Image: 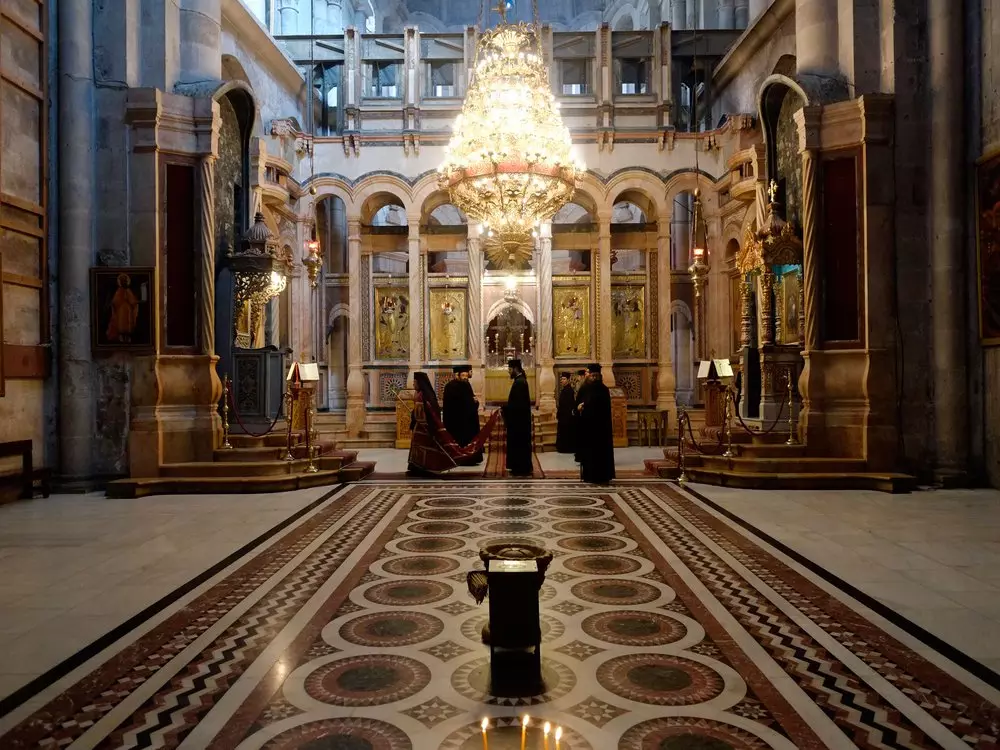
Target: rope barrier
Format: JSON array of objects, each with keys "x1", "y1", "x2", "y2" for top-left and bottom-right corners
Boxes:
[
  {"x1": 730, "y1": 383, "x2": 788, "y2": 436},
  {"x1": 226, "y1": 383, "x2": 285, "y2": 439}
]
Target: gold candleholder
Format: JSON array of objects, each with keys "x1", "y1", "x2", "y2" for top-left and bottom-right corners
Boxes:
[
  {"x1": 221, "y1": 375, "x2": 232, "y2": 449},
  {"x1": 306, "y1": 444, "x2": 319, "y2": 473},
  {"x1": 677, "y1": 407, "x2": 688, "y2": 484},
  {"x1": 284, "y1": 388, "x2": 295, "y2": 461},
  {"x1": 723, "y1": 388, "x2": 735, "y2": 458},
  {"x1": 786, "y1": 365, "x2": 799, "y2": 446}
]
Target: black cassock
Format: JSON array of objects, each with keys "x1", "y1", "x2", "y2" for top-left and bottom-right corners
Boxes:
[
  {"x1": 503, "y1": 373, "x2": 533, "y2": 476},
  {"x1": 580, "y1": 380, "x2": 616, "y2": 484},
  {"x1": 443, "y1": 378, "x2": 480, "y2": 448},
  {"x1": 573, "y1": 380, "x2": 591, "y2": 462},
  {"x1": 556, "y1": 384, "x2": 576, "y2": 453}
]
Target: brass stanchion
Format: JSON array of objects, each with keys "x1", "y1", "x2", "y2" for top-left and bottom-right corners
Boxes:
[
  {"x1": 306, "y1": 444, "x2": 319, "y2": 473},
  {"x1": 284, "y1": 387, "x2": 295, "y2": 462},
  {"x1": 786, "y1": 366, "x2": 799, "y2": 446},
  {"x1": 722, "y1": 388, "x2": 735, "y2": 458},
  {"x1": 677, "y1": 407, "x2": 688, "y2": 484},
  {"x1": 305, "y1": 393, "x2": 317, "y2": 472},
  {"x1": 221, "y1": 375, "x2": 233, "y2": 449}
]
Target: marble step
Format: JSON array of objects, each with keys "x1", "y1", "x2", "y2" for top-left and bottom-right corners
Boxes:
[
  {"x1": 655, "y1": 464, "x2": 915, "y2": 493},
  {"x1": 699, "y1": 455, "x2": 868, "y2": 474}
]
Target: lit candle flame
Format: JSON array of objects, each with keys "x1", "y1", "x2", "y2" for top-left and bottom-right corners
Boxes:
[
  {"x1": 481, "y1": 718, "x2": 489, "y2": 731},
  {"x1": 555, "y1": 726, "x2": 563, "y2": 748},
  {"x1": 543, "y1": 722, "x2": 551, "y2": 735}
]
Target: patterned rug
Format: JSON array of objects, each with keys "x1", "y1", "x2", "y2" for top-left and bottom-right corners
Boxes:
[
  {"x1": 482, "y1": 441, "x2": 546, "y2": 478},
  {"x1": 1, "y1": 481, "x2": 998, "y2": 750}
]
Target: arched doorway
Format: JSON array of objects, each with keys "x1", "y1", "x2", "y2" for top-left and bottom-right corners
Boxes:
[{"x1": 671, "y1": 300, "x2": 695, "y2": 405}]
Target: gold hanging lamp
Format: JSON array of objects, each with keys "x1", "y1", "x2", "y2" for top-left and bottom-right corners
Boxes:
[{"x1": 438, "y1": 0, "x2": 582, "y2": 270}]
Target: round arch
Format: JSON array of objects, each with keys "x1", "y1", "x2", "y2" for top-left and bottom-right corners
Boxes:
[
  {"x1": 486, "y1": 297, "x2": 535, "y2": 326},
  {"x1": 606, "y1": 172, "x2": 667, "y2": 220},
  {"x1": 670, "y1": 298, "x2": 693, "y2": 324},
  {"x1": 359, "y1": 190, "x2": 411, "y2": 226},
  {"x1": 611, "y1": 188, "x2": 658, "y2": 223},
  {"x1": 663, "y1": 171, "x2": 718, "y2": 216}
]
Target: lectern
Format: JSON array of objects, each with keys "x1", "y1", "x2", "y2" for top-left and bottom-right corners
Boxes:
[{"x1": 697, "y1": 358, "x2": 734, "y2": 433}]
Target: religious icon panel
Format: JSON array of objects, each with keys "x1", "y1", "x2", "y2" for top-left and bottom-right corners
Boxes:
[
  {"x1": 90, "y1": 267, "x2": 155, "y2": 354},
  {"x1": 429, "y1": 287, "x2": 467, "y2": 360},
  {"x1": 374, "y1": 287, "x2": 410, "y2": 360},
  {"x1": 612, "y1": 284, "x2": 646, "y2": 358},
  {"x1": 779, "y1": 269, "x2": 801, "y2": 345},
  {"x1": 552, "y1": 285, "x2": 590, "y2": 358}
]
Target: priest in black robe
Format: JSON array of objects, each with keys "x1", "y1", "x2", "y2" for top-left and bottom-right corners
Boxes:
[
  {"x1": 502, "y1": 358, "x2": 533, "y2": 476},
  {"x1": 556, "y1": 372, "x2": 576, "y2": 453},
  {"x1": 578, "y1": 363, "x2": 616, "y2": 484},
  {"x1": 443, "y1": 365, "x2": 482, "y2": 462},
  {"x1": 573, "y1": 369, "x2": 589, "y2": 463}
]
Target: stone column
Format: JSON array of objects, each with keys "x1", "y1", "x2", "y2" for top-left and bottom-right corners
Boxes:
[
  {"x1": 656, "y1": 218, "x2": 676, "y2": 415},
  {"x1": 671, "y1": 0, "x2": 687, "y2": 29},
  {"x1": 178, "y1": 0, "x2": 222, "y2": 86},
  {"x1": 59, "y1": 0, "x2": 96, "y2": 480},
  {"x1": 198, "y1": 156, "x2": 216, "y2": 355},
  {"x1": 536, "y1": 222, "x2": 556, "y2": 413},
  {"x1": 278, "y1": 0, "x2": 300, "y2": 34},
  {"x1": 734, "y1": 0, "x2": 749, "y2": 26},
  {"x1": 929, "y1": 0, "x2": 968, "y2": 479},
  {"x1": 796, "y1": 0, "x2": 840, "y2": 94},
  {"x1": 597, "y1": 215, "x2": 616, "y2": 386},
  {"x1": 686, "y1": 0, "x2": 698, "y2": 29},
  {"x1": 312, "y1": 0, "x2": 326, "y2": 33},
  {"x1": 796, "y1": 108, "x2": 823, "y2": 446},
  {"x1": 467, "y1": 227, "x2": 485, "y2": 406},
  {"x1": 327, "y1": 0, "x2": 344, "y2": 33},
  {"x1": 718, "y1": 0, "x2": 735, "y2": 28},
  {"x1": 346, "y1": 218, "x2": 365, "y2": 435},
  {"x1": 408, "y1": 219, "x2": 423, "y2": 384}
]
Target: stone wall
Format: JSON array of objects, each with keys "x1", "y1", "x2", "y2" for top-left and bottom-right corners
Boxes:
[
  {"x1": 980, "y1": 0, "x2": 1000, "y2": 486},
  {"x1": 712, "y1": 11, "x2": 796, "y2": 119}
]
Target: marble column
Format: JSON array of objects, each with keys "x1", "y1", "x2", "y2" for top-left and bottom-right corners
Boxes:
[
  {"x1": 346, "y1": 219, "x2": 365, "y2": 435},
  {"x1": 178, "y1": 0, "x2": 222, "y2": 85},
  {"x1": 278, "y1": 0, "x2": 300, "y2": 34},
  {"x1": 796, "y1": 113, "x2": 823, "y2": 446},
  {"x1": 327, "y1": 0, "x2": 344, "y2": 32},
  {"x1": 59, "y1": 0, "x2": 96, "y2": 480},
  {"x1": 407, "y1": 220, "x2": 423, "y2": 384},
  {"x1": 718, "y1": 0, "x2": 735, "y2": 28},
  {"x1": 656, "y1": 218, "x2": 677, "y2": 415},
  {"x1": 929, "y1": 0, "x2": 968, "y2": 479},
  {"x1": 198, "y1": 156, "x2": 216, "y2": 355},
  {"x1": 467, "y1": 227, "x2": 485, "y2": 406},
  {"x1": 536, "y1": 222, "x2": 556, "y2": 413},
  {"x1": 686, "y1": 0, "x2": 698, "y2": 29},
  {"x1": 795, "y1": 0, "x2": 840, "y2": 94},
  {"x1": 671, "y1": 0, "x2": 686, "y2": 29},
  {"x1": 597, "y1": 216, "x2": 616, "y2": 387}
]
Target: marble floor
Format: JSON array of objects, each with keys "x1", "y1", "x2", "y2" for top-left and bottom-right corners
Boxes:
[
  {"x1": 0, "y1": 480, "x2": 998, "y2": 749},
  {"x1": 358, "y1": 447, "x2": 665, "y2": 476}
]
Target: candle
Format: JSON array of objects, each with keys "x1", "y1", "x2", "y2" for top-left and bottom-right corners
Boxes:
[
  {"x1": 555, "y1": 726, "x2": 562, "y2": 750},
  {"x1": 543, "y1": 721, "x2": 551, "y2": 750},
  {"x1": 520, "y1": 715, "x2": 529, "y2": 750},
  {"x1": 481, "y1": 718, "x2": 489, "y2": 750}
]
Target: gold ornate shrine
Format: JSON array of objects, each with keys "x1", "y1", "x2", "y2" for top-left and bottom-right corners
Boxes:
[
  {"x1": 375, "y1": 288, "x2": 410, "y2": 360},
  {"x1": 429, "y1": 288, "x2": 467, "y2": 360},
  {"x1": 612, "y1": 285, "x2": 646, "y2": 358},
  {"x1": 553, "y1": 286, "x2": 590, "y2": 358}
]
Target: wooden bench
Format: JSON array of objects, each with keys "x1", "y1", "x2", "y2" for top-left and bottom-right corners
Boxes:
[{"x1": 0, "y1": 440, "x2": 49, "y2": 499}]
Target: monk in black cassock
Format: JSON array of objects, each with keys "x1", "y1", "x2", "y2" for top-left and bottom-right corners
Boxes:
[
  {"x1": 578, "y1": 363, "x2": 616, "y2": 484},
  {"x1": 502, "y1": 358, "x2": 533, "y2": 476},
  {"x1": 573, "y1": 369, "x2": 589, "y2": 463},
  {"x1": 443, "y1": 364, "x2": 483, "y2": 463},
  {"x1": 556, "y1": 372, "x2": 576, "y2": 453}
]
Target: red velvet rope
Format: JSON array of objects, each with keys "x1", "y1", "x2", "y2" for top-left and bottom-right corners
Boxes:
[{"x1": 225, "y1": 380, "x2": 285, "y2": 439}]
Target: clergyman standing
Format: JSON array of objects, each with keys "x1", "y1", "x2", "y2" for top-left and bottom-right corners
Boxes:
[
  {"x1": 443, "y1": 364, "x2": 482, "y2": 463},
  {"x1": 556, "y1": 371, "x2": 576, "y2": 453},
  {"x1": 578, "y1": 363, "x2": 616, "y2": 484},
  {"x1": 502, "y1": 358, "x2": 533, "y2": 476}
]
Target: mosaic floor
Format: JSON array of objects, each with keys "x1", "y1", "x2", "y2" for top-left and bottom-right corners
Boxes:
[{"x1": 1, "y1": 480, "x2": 999, "y2": 749}]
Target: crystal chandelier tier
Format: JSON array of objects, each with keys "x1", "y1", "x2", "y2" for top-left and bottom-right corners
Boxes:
[{"x1": 438, "y1": 4, "x2": 582, "y2": 269}]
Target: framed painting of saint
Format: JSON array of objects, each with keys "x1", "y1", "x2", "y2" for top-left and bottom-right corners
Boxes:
[
  {"x1": 780, "y1": 269, "x2": 801, "y2": 345},
  {"x1": 90, "y1": 267, "x2": 155, "y2": 353},
  {"x1": 976, "y1": 147, "x2": 1000, "y2": 345}
]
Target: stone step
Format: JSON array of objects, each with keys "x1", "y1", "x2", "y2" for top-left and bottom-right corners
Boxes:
[
  {"x1": 339, "y1": 461, "x2": 377, "y2": 482},
  {"x1": 736, "y1": 443, "x2": 810, "y2": 459},
  {"x1": 699, "y1": 455, "x2": 869, "y2": 474},
  {"x1": 160, "y1": 460, "x2": 311, "y2": 478},
  {"x1": 657, "y1": 465, "x2": 915, "y2": 493}
]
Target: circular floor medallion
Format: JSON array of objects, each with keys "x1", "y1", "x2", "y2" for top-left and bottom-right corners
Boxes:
[
  {"x1": 339, "y1": 611, "x2": 444, "y2": 647},
  {"x1": 408, "y1": 521, "x2": 470, "y2": 535},
  {"x1": 363, "y1": 579, "x2": 453, "y2": 607},
  {"x1": 451, "y1": 656, "x2": 576, "y2": 706},
  {"x1": 460, "y1": 612, "x2": 565, "y2": 644},
  {"x1": 481, "y1": 520, "x2": 543, "y2": 535},
  {"x1": 424, "y1": 497, "x2": 477, "y2": 508},
  {"x1": 262, "y1": 717, "x2": 411, "y2": 750},
  {"x1": 382, "y1": 555, "x2": 461, "y2": 577},
  {"x1": 617, "y1": 717, "x2": 771, "y2": 750},
  {"x1": 552, "y1": 520, "x2": 617, "y2": 535},
  {"x1": 581, "y1": 610, "x2": 686, "y2": 647},
  {"x1": 480, "y1": 536, "x2": 539, "y2": 550},
  {"x1": 597, "y1": 653, "x2": 724, "y2": 706},
  {"x1": 485, "y1": 496, "x2": 533, "y2": 507},
  {"x1": 482, "y1": 507, "x2": 538, "y2": 520},
  {"x1": 545, "y1": 496, "x2": 600, "y2": 507},
  {"x1": 439, "y1": 719, "x2": 593, "y2": 750},
  {"x1": 548, "y1": 507, "x2": 607, "y2": 519},
  {"x1": 413, "y1": 508, "x2": 475, "y2": 521},
  {"x1": 396, "y1": 536, "x2": 464, "y2": 554},
  {"x1": 304, "y1": 654, "x2": 431, "y2": 707},
  {"x1": 570, "y1": 579, "x2": 662, "y2": 606},
  {"x1": 563, "y1": 554, "x2": 643, "y2": 576},
  {"x1": 558, "y1": 535, "x2": 628, "y2": 552}
]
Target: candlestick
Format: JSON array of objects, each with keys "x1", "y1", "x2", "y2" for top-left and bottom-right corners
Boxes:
[
  {"x1": 555, "y1": 726, "x2": 562, "y2": 749},
  {"x1": 543, "y1": 721, "x2": 551, "y2": 750},
  {"x1": 520, "y1": 715, "x2": 529, "y2": 750},
  {"x1": 481, "y1": 718, "x2": 489, "y2": 750}
]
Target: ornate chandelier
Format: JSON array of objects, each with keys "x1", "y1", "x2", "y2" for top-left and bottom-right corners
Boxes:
[{"x1": 438, "y1": 3, "x2": 582, "y2": 270}]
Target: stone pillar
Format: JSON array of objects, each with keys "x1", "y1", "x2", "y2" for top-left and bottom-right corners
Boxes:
[
  {"x1": 346, "y1": 218, "x2": 365, "y2": 435},
  {"x1": 734, "y1": 0, "x2": 749, "y2": 26},
  {"x1": 278, "y1": 0, "x2": 300, "y2": 34},
  {"x1": 748, "y1": 0, "x2": 768, "y2": 21},
  {"x1": 467, "y1": 227, "x2": 485, "y2": 406},
  {"x1": 536, "y1": 222, "x2": 556, "y2": 413},
  {"x1": 796, "y1": 109, "x2": 823, "y2": 447},
  {"x1": 795, "y1": 0, "x2": 840, "y2": 93},
  {"x1": 198, "y1": 156, "x2": 216, "y2": 355},
  {"x1": 718, "y1": 0, "x2": 735, "y2": 28},
  {"x1": 929, "y1": 0, "x2": 968, "y2": 479},
  {"x1": 327, "y1": 0, "x2": 344, "y2": 33},
  {"x1": 408, "y1": 219, "x2": 423, "y2": 384},
  {"x1": 178, "y1": 0, "x2": 222, "y2": 86},
  {"x1": 59, "y1": 0, "x2": 96, "y2": 480},
  {"x1": 671, "y1": 0, "x2": 686, "y2": 29},
  {"x1": 656, "y1": 218, "x2": 676, "y2": 415},
  {"x1": 312, "y1": 0, "x2": 326, "y2": 33},
  {"x1": 686, "y1": 0, "x2": 698, "y2": 29},
  {"x1": 597, "y1": 216, "x2": 616, "y2": 387}
]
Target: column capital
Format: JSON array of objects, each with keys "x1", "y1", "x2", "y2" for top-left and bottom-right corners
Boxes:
[
  {"x1": 407, "y1": 217, "x2": 421, "y2": 236},
  {"x1": 347, "y1": 218, "x2": 362, "y2": 238},
  {"x1": 794, "y1": 105, "x2": 823, "y2": 153}
]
